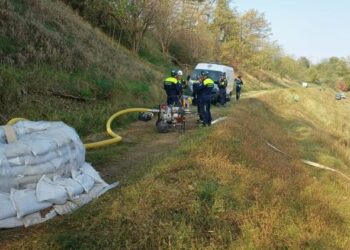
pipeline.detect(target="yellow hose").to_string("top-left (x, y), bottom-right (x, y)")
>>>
top-left (6, 108), bottom-right (156, 150)
top-left (6, 118), bottom-right (28, 125)
top-left (85, 108), bottom-right (153, 149)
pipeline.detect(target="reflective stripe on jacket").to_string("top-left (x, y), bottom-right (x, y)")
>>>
top-left (197, 78), bottom-right (214, 97)
top-left (203, 78), bottom-right (214, 87)
top-left (164, 76), bottom-right (181, 94)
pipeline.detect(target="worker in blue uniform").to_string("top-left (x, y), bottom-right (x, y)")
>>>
top-left (235, 75), bottom-right (244, 101)
top-left (164, 69), bottom-right (182, 105)
top-left (192, 73), bottom-right (203, 123)
top-left (218, 72), bottom-right (228, 106)
top-left (197, 71), bottom-right (214, 126)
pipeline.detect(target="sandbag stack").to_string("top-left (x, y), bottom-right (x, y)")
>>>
top-left (0, 121), bottom-right (117, 228)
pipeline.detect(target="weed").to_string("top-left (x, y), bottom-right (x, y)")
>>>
top-left (197, 180), bottom-right (219, 208)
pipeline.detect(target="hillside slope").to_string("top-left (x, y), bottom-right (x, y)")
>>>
top-left (2, 87), bottom-right (350, 249)
top-left (0, 0), bottom-right (164, 135)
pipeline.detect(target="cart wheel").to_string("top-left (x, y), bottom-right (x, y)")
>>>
top-left (156, 120), bottom-right (169, 133)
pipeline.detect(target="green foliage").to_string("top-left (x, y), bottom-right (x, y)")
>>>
top-left (314, 57), bottom-right (350, 88)
top-left (139, 37), bottom-right (173, 70)
top-left (197, 180), bottom-right (219, 208)
top-left (307, 67), bottom-right (320, 84)
top-left (11, 0), bottom-right (28, 14)
top-left (0, 35), bottom-right (20, 54)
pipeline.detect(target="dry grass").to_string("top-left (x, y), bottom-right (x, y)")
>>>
top-left (242, 69), bottom-right (300, 92)
top-left (1, 2), bottom-right (350, 249)
top-left (2, 88), bottom-right (350, 249)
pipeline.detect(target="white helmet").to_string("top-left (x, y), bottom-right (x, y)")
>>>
top-left (177, 70), bottom-right (183, 76)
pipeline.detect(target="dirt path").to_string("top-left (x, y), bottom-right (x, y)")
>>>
top-left (87, 109), bottom-right (201, 186)
top-left (87, 105), bottom-right (231, 186)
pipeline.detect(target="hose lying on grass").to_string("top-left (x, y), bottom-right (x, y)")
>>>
top-left (265, 141), bottom-right (350, 182)
top-left (6, 108), bottom-right (160, 150)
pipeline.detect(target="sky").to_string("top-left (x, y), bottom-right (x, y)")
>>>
top-left (232, 0), bottom-right (350, 63)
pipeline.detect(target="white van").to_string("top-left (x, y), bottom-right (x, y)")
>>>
top-left (188, 63), bottom-right (235, 103)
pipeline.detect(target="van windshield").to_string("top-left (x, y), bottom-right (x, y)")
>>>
top-left (190, 69), bottom-right (222, 82)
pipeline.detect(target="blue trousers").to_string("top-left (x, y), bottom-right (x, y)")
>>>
top-left (199, 96), bottom-right (212, 125)
top-left (236, 86), bottom-right (241, 100)
top-left (219, 88), bottom-right (226, 105)
top-left (167, 95), bottom-right (180, 106)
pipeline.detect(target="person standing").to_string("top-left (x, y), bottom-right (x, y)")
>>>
top-left (234, 75), bottom-right (243, 101)
top-left (164, 69), bottom-right (181, 105)
top-left (197, 71), bottom-right (214, 126)
top-left (218, 72), bottom-right (228, 106)
top-left (192, 73), bottom-right (203, 123)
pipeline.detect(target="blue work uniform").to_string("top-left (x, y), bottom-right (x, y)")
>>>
top-left (192, 81), bottom-right (203, 121)
top-left (164, 76), bottom-right (181, 105)
top-left (219, 77), bottom-right (228, 105)
top-left (197, 77), bottom-right (214, 126)
top-left (235, 78), bottom-right (243, 100)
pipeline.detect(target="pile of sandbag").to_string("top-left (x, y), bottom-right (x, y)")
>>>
top-left (0, 121), bottom-right (117, 228)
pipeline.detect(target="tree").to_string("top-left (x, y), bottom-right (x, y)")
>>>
top-left (110, 0), bottom-right (158, 54)
top-left (153, 0), bottom-right (179, 55)
top-left (209, 0), bottom-right (239, 62)
top-left (298, 57), bottom-right (311, 69)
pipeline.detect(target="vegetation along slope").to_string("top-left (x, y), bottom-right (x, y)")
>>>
top-left (1, 0), bottom-right (350, 249)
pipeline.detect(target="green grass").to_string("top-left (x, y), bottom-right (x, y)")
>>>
top-left (0, 35), bottom-right (21, 53)
top-left (3, 95), bottom-right (350, 249)
top-left (0, 0), bottom-right (166, 133)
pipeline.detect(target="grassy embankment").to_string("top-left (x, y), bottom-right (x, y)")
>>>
top-left (0, 0), bottom-right (171, 136)
top-left (2, 0), bottom-right (350, 249)
top-left (2, 87), bottom-right (350, 249)
top-left (0, 0), bottom-right (298, 135)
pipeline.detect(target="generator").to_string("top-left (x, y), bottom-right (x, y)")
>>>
top-left (156, 105), bottom-right (186, 133)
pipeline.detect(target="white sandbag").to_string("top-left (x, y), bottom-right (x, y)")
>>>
top-left (0, 192), bottom-right (17, 220)
top-left (8, 163), bottom-right (56, 177)
top-left (53, 176), bottom-right (84, 198)
top-left (51, 156), bottom-right (70, 169)
top-left (0, 121), bottom-right (114, 228)
top-left (82, 163), bottom-right (107, 185)
top-left (88, 182), bottom-right (119, 199)
top-left (0, 148), bottom-right (10, 168)
top-left (54, 201), bottom-right (79, 215)
top-left (51, 130), bottom-right (72, 147)
top-left (36, 175), bottom-right (68, 205)
top-left (70, 193), bottom-right (93, 207)
top-left (22, 210), bottom-right (57, 228)
top-left (0, 128), bottom-right (6, 144)
top-left (7, 156), bottom-right (71, 177)
top-left (29, 139), bottom-right (59, 156)
top-left (23, 183), bottom-right (37, 190)
top-left (7, 146), bottom-right (72, 166)
top-left (7, 156), bottom-right (23, 166)
top-left (72, 170), bottom-right (95, 193)
top-left (0, 149), bottom-right (13, 191)
top-left (10, 189), bottom-right (52, 218)
top-left (12, 121), bottom-right (52, 136)
top-left (3, 142), bottom-right (31, 158)
top-left (0, 177), bottom-right (18, 193)
top-left (13, 168), bottom-right (67, 188)
top-left (0, 216), bottom-right (23, 229)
